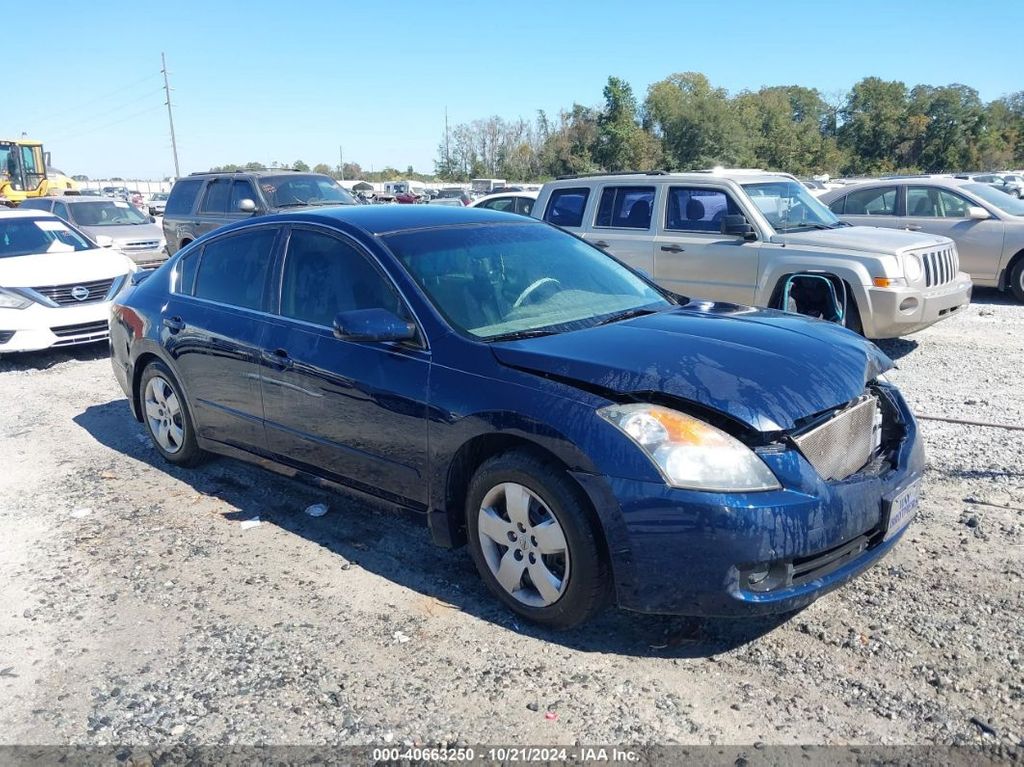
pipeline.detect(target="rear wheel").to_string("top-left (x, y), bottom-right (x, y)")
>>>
top-left (1011, 259), bottom-right (1024, 303)
top-left (140, 361), bottom-right (204, 466)
top-left (465, 450), bottom-right (609, 629)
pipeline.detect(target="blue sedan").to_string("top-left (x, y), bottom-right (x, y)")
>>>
top-left (110, 206), bottom-right (924, 628)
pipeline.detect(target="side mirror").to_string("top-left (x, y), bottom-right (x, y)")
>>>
top-left (238, 199), bottom-right (257, 213)
top-left (333, 308), bottom-right (416, 343)
top-left (967, 206), bottom-right (990, 220)
top-left (721, 214), bottom-right (757, 241)
top-left (149, 215), bottom-right (157, 223)
top-left (94, 234), bottom-right (114, 248)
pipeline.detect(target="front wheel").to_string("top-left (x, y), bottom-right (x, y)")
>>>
top-left (465, 450), bottom-right (609, 629)
top-left (1010, 259), bottom-right (1024, 303)
top-left (139, 361), bottom-right (204, 466)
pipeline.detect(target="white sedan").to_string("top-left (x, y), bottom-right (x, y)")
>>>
top-left (0, 209), bottom-right (136, 354)
top-left (469, 191), bottom-right (538, 216)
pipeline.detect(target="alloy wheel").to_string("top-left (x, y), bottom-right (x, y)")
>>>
top-left (144, 376), bottom-right (185, 454)
top-left (477, 482), bottom-right (570, 607)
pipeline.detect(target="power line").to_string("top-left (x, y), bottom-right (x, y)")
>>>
top-left (33, 88), bottom-right (165, 133)
top-left (16, 73), bottom-right (163, 128)
top-left (46, 105), bottom-right (165, 143)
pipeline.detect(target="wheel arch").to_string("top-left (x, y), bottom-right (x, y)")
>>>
top-left (1001, 247), bottom-right (1024, 293)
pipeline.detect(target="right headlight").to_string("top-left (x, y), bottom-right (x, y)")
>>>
top-left (0, 287), bottom-right (33, 310)
top-left (904, 254), bottom-right (923, 282)
top-left (598, 403), bottom-right (781, 492)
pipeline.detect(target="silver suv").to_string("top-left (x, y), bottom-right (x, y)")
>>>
top-left (532, 171), bottom-right (972, 338)
top-left (822, 176), bottom-right (1024, 302)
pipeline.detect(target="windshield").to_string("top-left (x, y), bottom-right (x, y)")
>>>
top-left (69, 200), bottom-right (150, 227)
top-left (0, 216), bottom-right (95, 258)
top-left (964, 183), bottom-right (1024, 216)
top-left (385, 222), bottom-right (672, 339)
top-left (259, 174), bottom-right (356, 208)
top-left (742, 180), bottom-right (840, 232)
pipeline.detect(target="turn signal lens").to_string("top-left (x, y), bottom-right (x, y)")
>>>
top-left (598, 403), bottom-right (781, 492)
top-left (873, 277), bottom-right (893, 288)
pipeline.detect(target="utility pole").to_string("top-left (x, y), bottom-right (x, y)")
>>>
top-left (161, 52), bottom-right (181, 179)
top-left (339, 145), bottom-right (344, 181)
top-left (444, 106), bottom-right (451, 178)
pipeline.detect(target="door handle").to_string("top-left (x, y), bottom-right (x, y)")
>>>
top-left (905, 224), bottom-right (922, 231)
top-left (593, 240), bottom-right (610, 249)
top-left (162, 315), bottom-right (184, 333)
top-left (261, 348), bottom-right (293, 370)
top-left (660, 244), bottom-right (685, 253)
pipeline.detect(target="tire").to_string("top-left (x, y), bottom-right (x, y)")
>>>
top-left (139, 360), bottom-right (204, 466)
top-left (1011, 259), bottom-right (1024, 303)
top-left (465, 449), bottom-right (609, 629)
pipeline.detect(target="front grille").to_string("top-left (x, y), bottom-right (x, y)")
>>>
top-left (792, 395), bottom-right (879, 481)
top-left (31, 277), bottom-right (115, 306)
top-left (791, 534), bottom-right (872, 586)
top-left (920, 246), bottom-right (958, 288)
top-left (50, 320), bottom-right (109, 346)
top-left (121, 240), bottom-right (161, 251)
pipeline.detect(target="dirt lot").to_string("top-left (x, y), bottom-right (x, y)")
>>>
top-left (0, 290), bottom-right (1021, 749)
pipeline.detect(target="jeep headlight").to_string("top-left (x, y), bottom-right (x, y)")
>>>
top-left (904, 254), bottom-right (923, 282)
top-left (598, 403), bottom-right (781, 492)
top-left (0, 287), bottom-right (33, 310)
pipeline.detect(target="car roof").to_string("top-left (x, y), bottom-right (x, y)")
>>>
top-left (544, 170), bottom-right (797, 186)
top-left (225, 204), bottom-right (538, 236)
top-left (185, 169), bottom-right (329, 178)
top-left (54, 196), bottom-right (134, 204)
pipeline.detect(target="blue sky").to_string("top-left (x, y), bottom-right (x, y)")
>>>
top-left (4, 1), bottom-right (1022, 180)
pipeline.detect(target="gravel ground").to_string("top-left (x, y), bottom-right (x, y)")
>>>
top-left (0, 289), bottom-right (1021, 749)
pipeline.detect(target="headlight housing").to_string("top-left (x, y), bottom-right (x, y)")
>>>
top-left (598, 403), bottom-right (781, 492)
top-left (0, 287), bottom-right (33, 310)
top-left (904, 254), bottom-right (923, 282)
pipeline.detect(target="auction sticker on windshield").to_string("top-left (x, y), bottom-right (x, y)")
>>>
top-left (34, 220), bottom-right (70, 231)
top-left (884, 480), bottom-right (920, 541)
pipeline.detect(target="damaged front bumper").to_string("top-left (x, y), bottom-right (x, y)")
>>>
top-left (575, 384), bottom-right (925, 617)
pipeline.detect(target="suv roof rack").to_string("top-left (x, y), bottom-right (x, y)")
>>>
top-left (555, 170), bottom-right (670, 180)
top-left (188, 168), bottom-right (303, 176)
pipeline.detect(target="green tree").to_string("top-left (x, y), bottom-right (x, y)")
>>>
top-left (313, 163), bottom-right (332, 175)
top-left (837, 77), bottom-right (909, 174)
top-left (536, 104), bottom-right (601, 178)
top-left (644, 72), bottom-right (750, 170)
top-left (594, 76), bottom-right (662, 172)
top-left (293, 159), bottom-right (310, 172)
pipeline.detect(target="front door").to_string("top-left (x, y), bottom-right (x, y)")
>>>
top-left (900, 186), bottom-right (1004, 282)
top-left (652, 185), bottom-right (760, 304)
top-left (163, 225), bottom-right (281, 450)
top-left (259, 226), bottom-right (431, 508)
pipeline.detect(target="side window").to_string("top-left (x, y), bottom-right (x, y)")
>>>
top-left (175, 250), bottom-right (201, 295)
top-left (480, 197), bottom-right (515, 212)
top-left (937, 190), bottom-right (971, 218)
top-left (828, 197), bottom-right (845, 214)
top-left (53, 201), bottom-right (70, 221)
top-left (229, 180), bottom-right (257, 213)
top-left (906, 187), bottom-right (970, 218)
top-left (199, 179), bottom-right (230, 214)
top-left (843, 186), bottom-right (897, 216)
top-left (595, 186), bottom-right (655, 229)
top-left (18, 199), bottom-right (50, 212)
top-left (193, 228), bottom-right (277, 310)
top-left (278, 228), bottom-right (403, 328)
top-left (516, 197), bottom-right (535, 216)
top-left (544, 187), bottom-right (590, 228)
top-left (665, 187), bottom-right (739, 232)
top-left (164, 179), bottom-right (203, 216)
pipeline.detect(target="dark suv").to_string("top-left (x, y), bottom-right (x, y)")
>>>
top-left (162, 170), bottom-right (356, 255)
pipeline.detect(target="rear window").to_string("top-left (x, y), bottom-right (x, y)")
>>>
top-left (595, 186), bottom-right (654, 229)
top-left (165, 179), bottom-right (203, 216)
top-left (544, 187), bottom-right (590, 228)
top-left (841, 186), bottom-right (897, 216)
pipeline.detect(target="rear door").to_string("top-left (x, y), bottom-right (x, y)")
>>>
top-left (900, 186), bottom-right (1004, 281)
top-left (161, 225), bottom-right (281, 450)
top-left (651, 185), bottom-right (759, 304)
top-left (258, 226), bottom-right (431, 507)
top-left (581, 185), bottom-right (656, 274)
top-left (828, 185), bottom-right (900, 230)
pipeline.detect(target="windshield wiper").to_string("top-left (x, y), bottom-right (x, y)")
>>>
top-left (274, 201), bottom-right (312, 208)
top-left (593, 307), bottom-right (659, 326)
top-left (484, 328), bottom-right (560, 343)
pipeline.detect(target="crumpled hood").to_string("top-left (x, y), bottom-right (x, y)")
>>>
top-left (775, 225), bottom-right (949, 255)
top-left (491, 303), bottom-right (892, 433)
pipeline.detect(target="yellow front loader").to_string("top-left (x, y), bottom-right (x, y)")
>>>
top-left (0, 138), bottom-right (78, 206)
